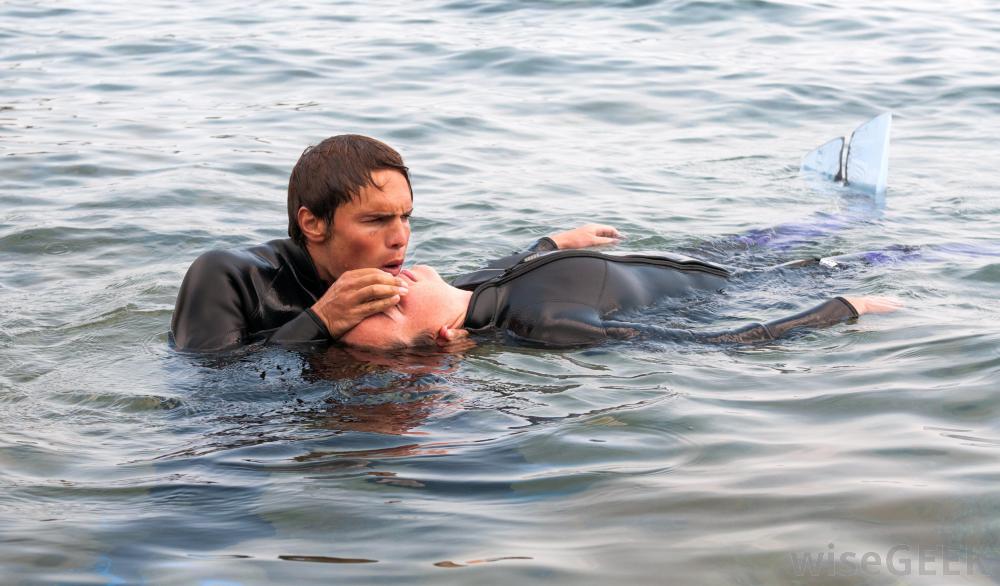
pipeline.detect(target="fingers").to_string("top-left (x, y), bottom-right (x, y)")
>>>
top-left (590, 224), bottom-right (622, 239)
top-left (584, 224), bottom-right (623, 247)
top-left (550, 223), bottom-right (624, 249)
top-left (357, 283), bottom-right (408, 303)
top-left (339, 269), bottom-right (409, 303)
top-left (356, 294), bottom-right (402, 317)
top-left (591, 236), bottom-right (620, 246)
top-left (320, 293), bottom-right (401, 339)
top-left (313, 268), bottom-right (410, 338)
top-left (340, 267), bottom-right (406, 289)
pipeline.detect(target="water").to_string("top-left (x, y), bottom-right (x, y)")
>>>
top-left (2, 0), bottom-right (1000, 583)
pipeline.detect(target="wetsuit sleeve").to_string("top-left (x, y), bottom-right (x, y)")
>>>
top-left (170, 250), bottom-right (252, 351)
top-left (696, 297), bottom-right (859, 343)
top-left (484, 237), bottom-right (559, 269)
top-left (603, 297), bottom-right (860, 344)
top-left (527, 237), bottom-right (559, 253)
top-left (451, 237), bottom-right (559, 290)
top-left (268, 309), bottom-right (330, 344)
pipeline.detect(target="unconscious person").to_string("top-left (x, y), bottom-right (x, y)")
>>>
top-left (340, 246), bottom-right (899, 350)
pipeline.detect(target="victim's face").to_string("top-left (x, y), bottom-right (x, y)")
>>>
top-left (341, 265), bottom-right (454, 349)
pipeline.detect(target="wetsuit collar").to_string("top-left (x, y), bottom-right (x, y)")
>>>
top-left (463, 284), bottom-right (499, 331)
top-left (282, 239), bottom-right (330, 293)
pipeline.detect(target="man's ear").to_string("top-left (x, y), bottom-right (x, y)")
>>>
top-left (297, 206), bottom-right (329, 244)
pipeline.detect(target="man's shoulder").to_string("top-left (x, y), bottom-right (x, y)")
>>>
top-left (188, 238), bottom-right (297, 273)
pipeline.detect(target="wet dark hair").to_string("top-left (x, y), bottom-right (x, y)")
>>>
top-left (287, 134), bottom-right (412, 246)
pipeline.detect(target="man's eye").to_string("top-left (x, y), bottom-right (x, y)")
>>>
top-left (364, 215), bottom-right (410, 224)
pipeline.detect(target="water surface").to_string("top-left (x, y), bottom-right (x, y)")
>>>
top-left (2, 0), bottom-right (1000, 583)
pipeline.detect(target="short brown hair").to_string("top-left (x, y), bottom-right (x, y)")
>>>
top-left (287, 135), bottom-right (411, 246)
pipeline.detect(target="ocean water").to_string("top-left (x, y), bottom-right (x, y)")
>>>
top-left (2, 0), bottom-right (1000, 583)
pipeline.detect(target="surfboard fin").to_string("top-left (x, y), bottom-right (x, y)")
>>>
top-left (800, 113), bottom-right (892, 196)
top-left (845, 112), bottom-right (891, 195)
top-left (801, 136), bottom-right (845, 181)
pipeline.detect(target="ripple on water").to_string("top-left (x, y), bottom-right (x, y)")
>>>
top-left (52, 391), bottom-right (184, 413)
top-left (964, 263), bottom-right (1000, 283)
top-left (3, 7), bottom-right (81, 19)
top-left (444, 47), bottom-right (570, 77)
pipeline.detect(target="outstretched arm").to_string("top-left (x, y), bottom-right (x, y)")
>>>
top-left (546, 223), bottom-right (622, 249)
top-left (603, 296), bottom-right (900, 345)
top-left (698, 297), bottom-right (860, 344)
top-left (451, 223), bottom-right (623, 290)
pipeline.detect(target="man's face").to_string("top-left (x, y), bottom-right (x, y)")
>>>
top-left (320, 169), bottom-right (412, 279)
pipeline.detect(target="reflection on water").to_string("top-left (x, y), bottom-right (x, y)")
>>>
top-left (2, 0), bottom-right (1000, 583)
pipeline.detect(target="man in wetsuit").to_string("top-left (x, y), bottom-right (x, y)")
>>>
top-left (340, 249), bottom-right (899, 350)
top-left (170, 134), bottom-right (621, 351)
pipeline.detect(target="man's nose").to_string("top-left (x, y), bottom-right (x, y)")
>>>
top-left (387, 218), bottom-right (410, 249)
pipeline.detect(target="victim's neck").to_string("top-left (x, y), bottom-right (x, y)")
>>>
top-left (443, 284), bottom-right (474, 330)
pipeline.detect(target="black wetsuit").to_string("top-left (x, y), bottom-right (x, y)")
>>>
top-left (170, 237), bottom-right (558, 352)
top-left (170, 239), bottom-right (332, 351)
top-left (452, 247), bottom-right (859, 348)
top-left (171, 237), bottom-right (857, 351)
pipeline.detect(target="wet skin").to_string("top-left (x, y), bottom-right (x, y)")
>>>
top-left (342, 265), bottom-right (471, 349)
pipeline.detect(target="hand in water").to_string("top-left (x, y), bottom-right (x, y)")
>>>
top-left (549, 223), bottom-right (623, 249)
top-left (312, 268), bottom-right (410, 339)
top-left (843, 296), bottom-right (904, 315)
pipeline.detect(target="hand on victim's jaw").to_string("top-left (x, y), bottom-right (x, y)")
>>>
top-left (341, 265), bottom-right (472, 350)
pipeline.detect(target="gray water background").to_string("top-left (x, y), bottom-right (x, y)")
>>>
top-left (2, 0), bottom-right (1000, 583)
